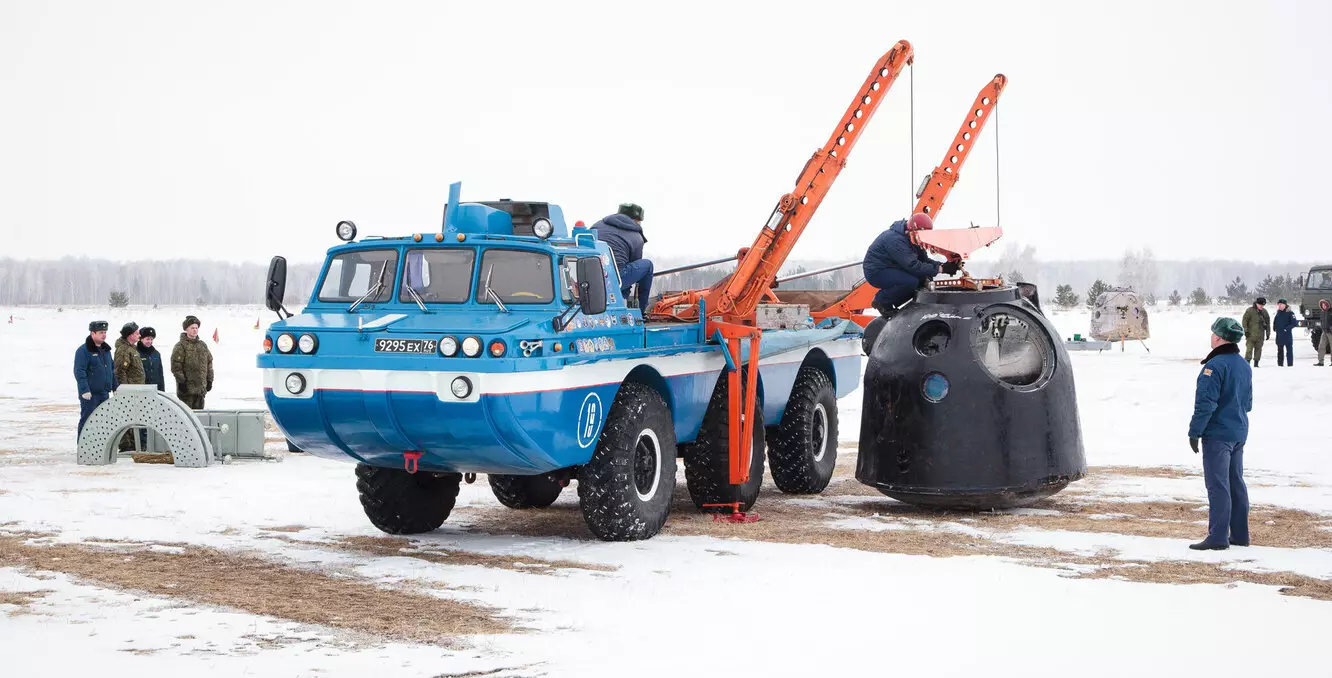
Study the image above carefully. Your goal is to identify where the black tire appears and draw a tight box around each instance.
[1311,326,1322,350]
[863,316,887,354]
[767,366,838,494]
[683,372,765,513]
[488,473,563,509]
[355,464,461,535]
[577,383,677,541]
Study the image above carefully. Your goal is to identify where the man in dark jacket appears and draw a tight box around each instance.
[592,203,652,309]
[1240,297,1270,367]
[1187,317,1253,550]
[862,213,960,316]
[171,315,214,409]
[74,320,117,436]
[1273,299,1296,367]
[137,327,166,391]
[1317,299,1332,366]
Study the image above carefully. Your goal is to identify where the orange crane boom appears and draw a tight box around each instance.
[649,41,915,324]
[808,74,1007,325]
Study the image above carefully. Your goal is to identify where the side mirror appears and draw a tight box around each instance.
[266,256,288,312]
[576,256,607,316]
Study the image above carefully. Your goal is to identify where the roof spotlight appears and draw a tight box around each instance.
[532,217,554,240]
[336,220,358,242]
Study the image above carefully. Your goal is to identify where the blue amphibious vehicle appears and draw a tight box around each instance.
[258,188,860,540]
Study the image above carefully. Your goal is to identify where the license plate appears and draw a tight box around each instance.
[374,338,438,354]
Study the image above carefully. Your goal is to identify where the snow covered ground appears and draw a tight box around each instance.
[2,304,1330,677]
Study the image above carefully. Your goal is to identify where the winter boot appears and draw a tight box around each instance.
[1188,540,1229,551]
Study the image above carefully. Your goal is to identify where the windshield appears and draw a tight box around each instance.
[1307,270,1332,291]
[478,249,555,305]
[317,249,398,303]
[401,249,475,303]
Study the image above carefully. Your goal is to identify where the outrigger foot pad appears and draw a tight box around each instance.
[712,512,762,524]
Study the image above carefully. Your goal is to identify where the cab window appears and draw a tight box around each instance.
[1308,270,1332,291]
[478,249,555,305]
[317,249,398,303]
[401,249,475,303]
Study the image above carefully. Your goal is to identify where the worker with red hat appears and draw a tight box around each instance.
[861,213,959,317]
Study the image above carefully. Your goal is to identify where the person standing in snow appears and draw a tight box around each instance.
[171,315,213,409]
[862,213,961,318]
[74,320,117,436]
[1316,299,1332,366]
[1187,317,1253,551]
[1240,297,1270,367]
[1272,299,1297,367]
[592,203,653,310]
[137,327,165,391]
[114,322,146,387]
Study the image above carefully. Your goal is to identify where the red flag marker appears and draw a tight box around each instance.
[213,328,220,343]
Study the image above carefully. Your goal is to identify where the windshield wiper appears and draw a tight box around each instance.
[404,283,428,312]
[348,261,389,313]
[482,265,509,313]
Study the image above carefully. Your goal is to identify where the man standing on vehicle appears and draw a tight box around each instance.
[1187,317,1253,551]
[1317,299,1332,366]
[74,320,117,437]
[1240,297,1270,367]
[862,213,960,317]
[171,315,213,409]
[1273,300,1296,367]
[592,203,653,310]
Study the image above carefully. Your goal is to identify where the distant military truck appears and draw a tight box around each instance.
[1298,265,1332,347]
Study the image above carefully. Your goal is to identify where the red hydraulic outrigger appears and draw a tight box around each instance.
[809,74,1008,326]
[647,41,915,516]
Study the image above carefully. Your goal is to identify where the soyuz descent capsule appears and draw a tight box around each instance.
[856,284,1086,509]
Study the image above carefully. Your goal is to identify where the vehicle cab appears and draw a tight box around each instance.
[257,196,656,473]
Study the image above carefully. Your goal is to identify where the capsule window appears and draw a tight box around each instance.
[971,310,1055,389]
[912,320,952,357]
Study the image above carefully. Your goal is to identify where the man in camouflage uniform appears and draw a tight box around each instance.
[113,322,146,450]
[114,322,146,386]
[171,315,213,409]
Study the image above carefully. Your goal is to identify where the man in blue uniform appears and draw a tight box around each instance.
[1187,317,1253,550]
[862,213,960,317]
[74,320,117,436]
[592,203,652,310]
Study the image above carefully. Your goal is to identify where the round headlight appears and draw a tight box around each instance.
[297,333,318,354]
[439,336,459,357]
[284,373,307,395]
[450,376,473,399]
[276,333,296,354]
[532,218,554,239]
[336,220,358,242]
[462,336,482,357]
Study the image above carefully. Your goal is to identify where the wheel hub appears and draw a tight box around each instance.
[811,403,829,462]
[633,428,662,501]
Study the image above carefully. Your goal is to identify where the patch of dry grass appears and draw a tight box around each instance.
[0,533,509,642]
[1090,465,1198,480]
[0,589,53,616]
[331,535,616,575]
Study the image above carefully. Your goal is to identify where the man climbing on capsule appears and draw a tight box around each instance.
[862,213,961,318]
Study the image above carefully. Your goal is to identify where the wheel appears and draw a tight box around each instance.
[767,366,838,494]
[488,472,563,509]
[862,316,887,354]
[683,371,765,513]
[1311,326,1322,350]
[577,383,678,541]
[355,464,461,535]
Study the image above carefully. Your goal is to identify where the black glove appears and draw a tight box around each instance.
[940,260,961,276]
[1189,438,1200,454]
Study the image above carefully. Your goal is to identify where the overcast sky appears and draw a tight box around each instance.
[2,1,1327,266]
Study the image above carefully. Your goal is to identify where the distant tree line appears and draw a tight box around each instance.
[0,258,321,306]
